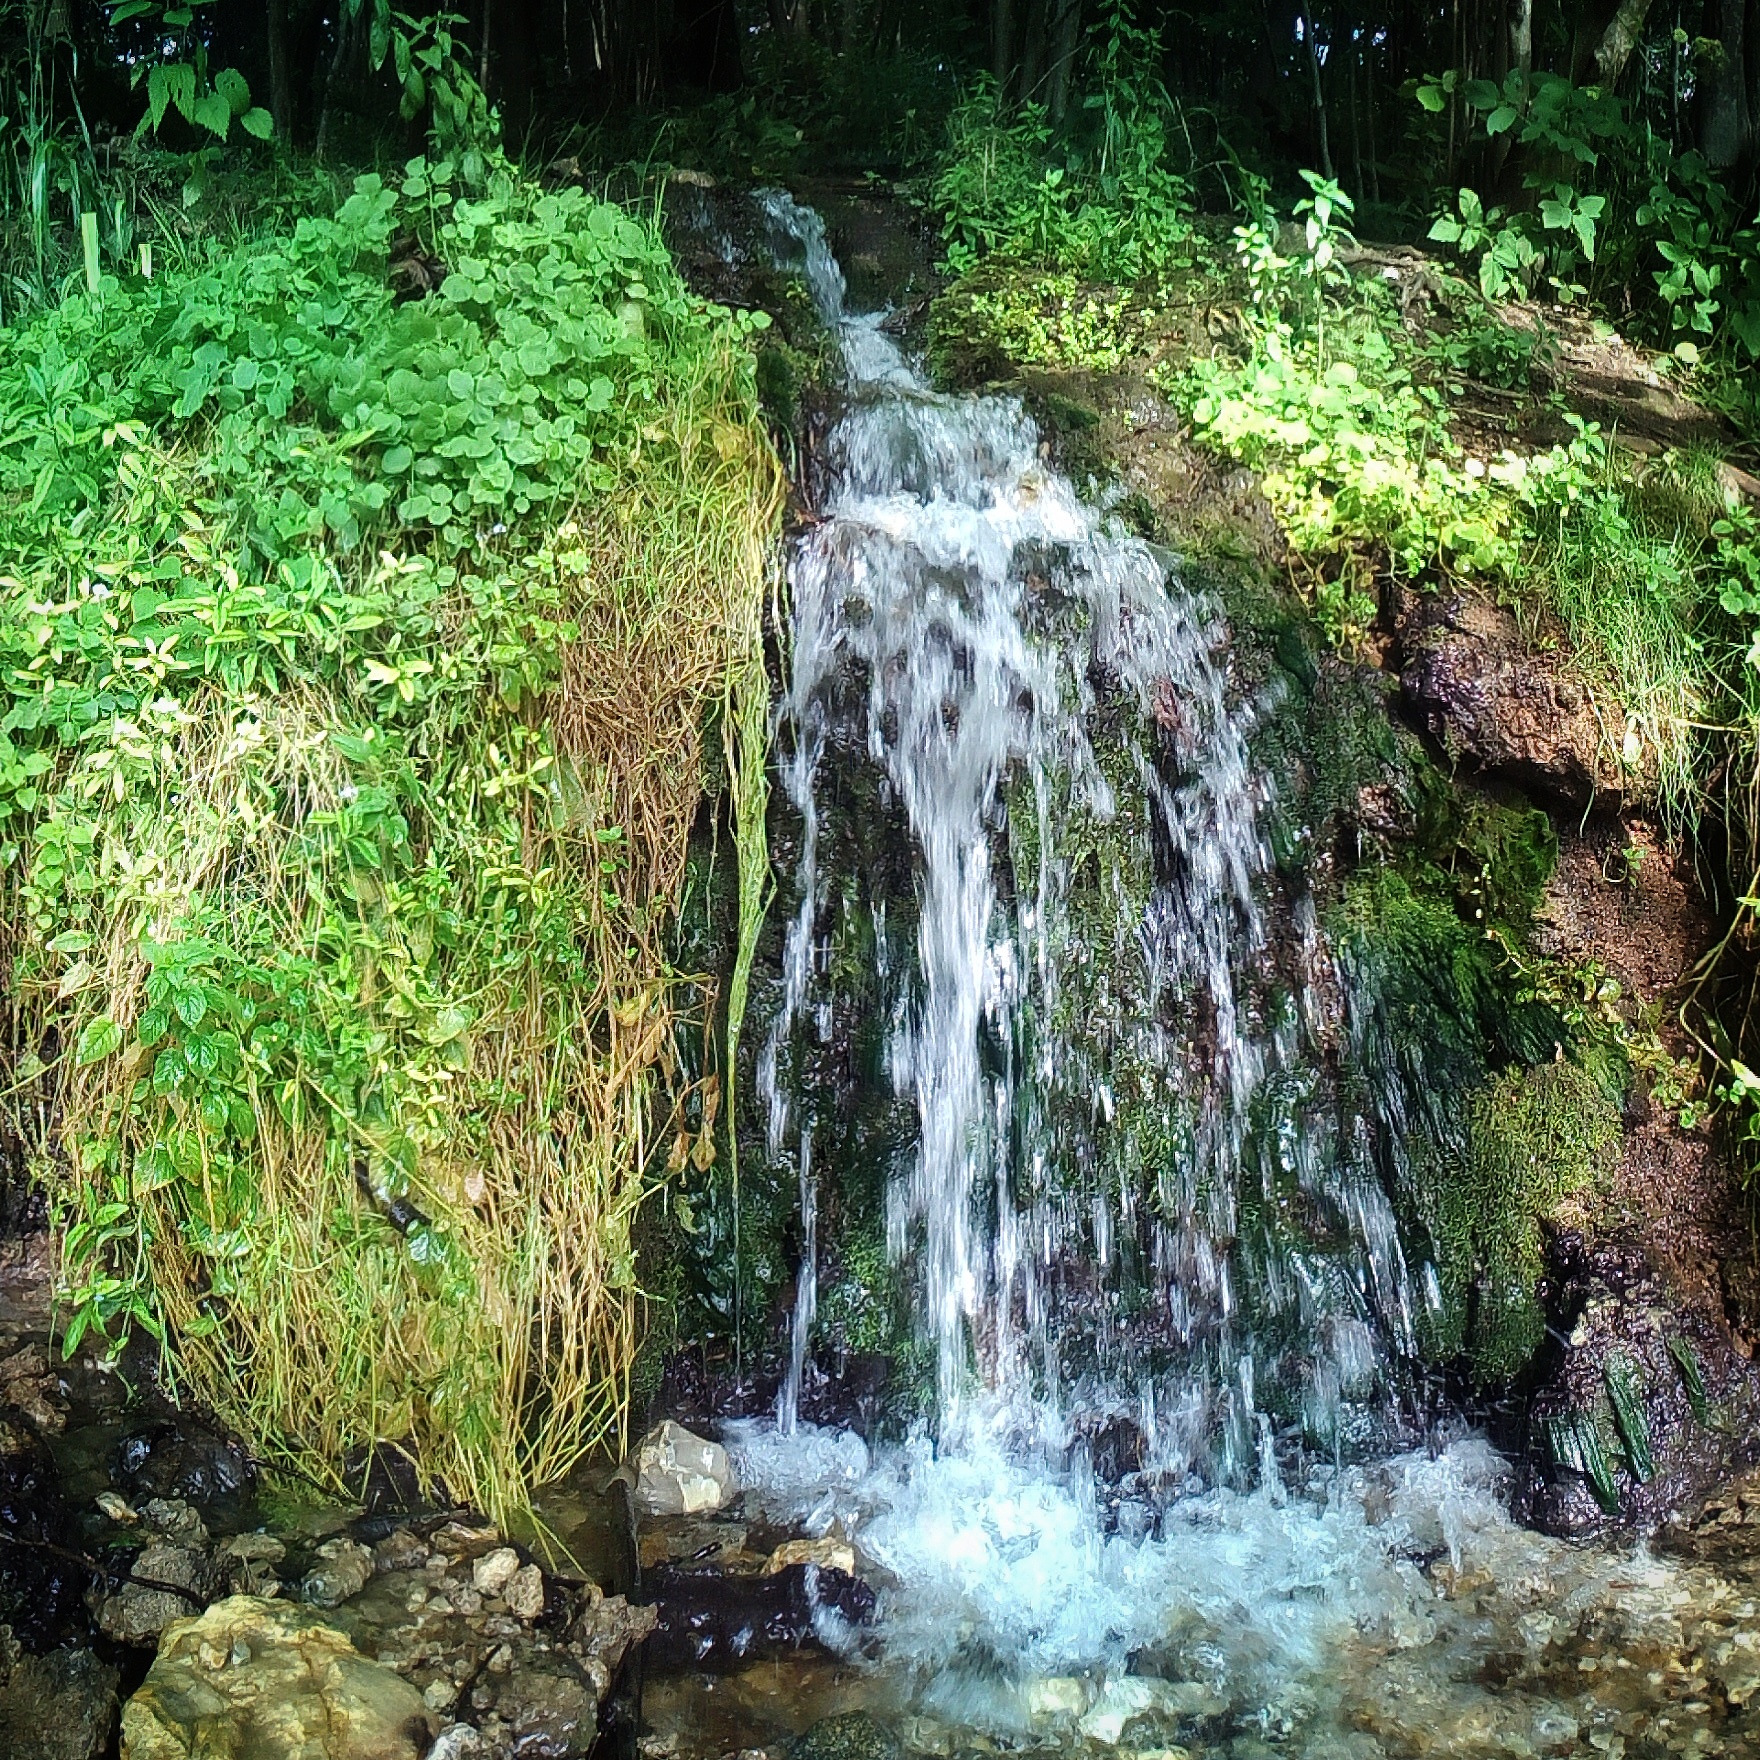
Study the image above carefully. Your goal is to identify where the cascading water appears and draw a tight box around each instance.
[638,187,1760,1760]
[755,189,1416,1478]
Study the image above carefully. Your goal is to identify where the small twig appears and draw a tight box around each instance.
[0,1529,207,1607]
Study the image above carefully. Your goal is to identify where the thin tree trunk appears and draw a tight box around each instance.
[267,0,294,144]
[1047,0,1082,120]
[992,0,1015,90]
[1592,0,1660,88]
[1508,0,1532,85]
[1365,42,1382,202]
[315,3,358,163]
[1018,0,1046,102]
[1302,11,1334,177]
[1348,31,1364,202]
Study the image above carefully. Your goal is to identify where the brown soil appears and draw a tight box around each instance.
[1533,819,1759,1346]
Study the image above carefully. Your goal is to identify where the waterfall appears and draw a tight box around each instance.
[753,190,1416,1477]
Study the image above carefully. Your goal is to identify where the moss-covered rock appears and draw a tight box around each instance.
[1431,1060,1623,1383]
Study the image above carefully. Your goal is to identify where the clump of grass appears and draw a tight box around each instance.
[0,140,782,1521]
[1519,436,1719,828]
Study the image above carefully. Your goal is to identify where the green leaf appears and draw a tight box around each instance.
[214,66,251,115]
[193,89,232,139]
[240,106,274,140]
[1485,104,1519,135]
[76,1017,123,1067]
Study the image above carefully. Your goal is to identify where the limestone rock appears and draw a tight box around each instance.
[1024,1677,1090,1720]
[120,1595,439,1760]
[503,1563,544,1621]
[471,1547,520,1597]
[620,1420,735,1517]
[426,1729,487,1760]
[1393,583,1627,811]
[761,1536,856,1577]
[462,1652,599,1756]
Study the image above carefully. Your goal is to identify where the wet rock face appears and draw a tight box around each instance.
[1392,583,1624,811]
[1519,1228,1760,1535]
[0,1627,118,1760]
[121,1595,439,1760]
[114,1412,258,1530]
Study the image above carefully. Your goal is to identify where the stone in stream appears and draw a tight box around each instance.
[619,1419,735,1516]
[301,1537,376,1609]
[790,1712,900,1760]
[0,1627,119,1760]
[120,1595,439,1760]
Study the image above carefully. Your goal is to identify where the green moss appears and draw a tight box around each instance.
[1428,1060,1622,1383]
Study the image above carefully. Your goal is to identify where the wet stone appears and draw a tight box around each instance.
[790,1712,901,1760]
[114,1414,257,1529]
[121,1594,439,1760]
[302,1537,376,1608]
[761,1537,857,1578]
[623,1420,736,1518]
[0,1627,118,1760]
[0,1414,88,1649]
[372,1528,429,1573]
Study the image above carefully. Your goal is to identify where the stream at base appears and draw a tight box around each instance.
[635,195,1760,1760]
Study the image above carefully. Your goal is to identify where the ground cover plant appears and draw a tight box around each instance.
[0,44,780,1518]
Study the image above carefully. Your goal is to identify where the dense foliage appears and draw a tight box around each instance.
[0,46,779,1511]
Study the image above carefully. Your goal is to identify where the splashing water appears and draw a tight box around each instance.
[723,192,1644,1746]
[756,188,1413,1469]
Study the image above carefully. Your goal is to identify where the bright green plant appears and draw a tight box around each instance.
[110,1,273,142]
[0,72,782,1516]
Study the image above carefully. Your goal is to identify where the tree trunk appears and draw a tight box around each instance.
[992,0,1015,90]
[1047,0,1082,120]
[1592,0,1660,88]
[1017,0,1046,102]
[1508,0,1532,87]
[1302,11,1334,177]
[1698,0,1750,166]
[267,0,294,144]
[315,2,358,163]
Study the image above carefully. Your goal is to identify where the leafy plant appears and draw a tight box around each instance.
[0,54,782,1516]
[110,1,273,143]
